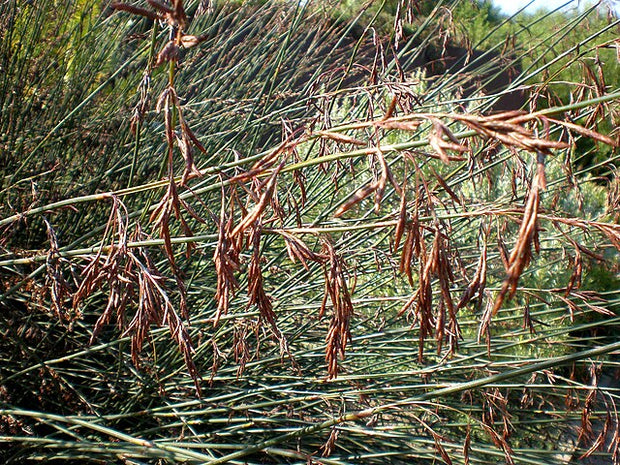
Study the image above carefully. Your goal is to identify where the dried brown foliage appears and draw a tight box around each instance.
[32,0,617,394]
[353,109,618,362]
[40,93,616,392]
[3,4,620,465]
[491,172,542,316]
[334,147,401,217]
[399,225,460,362]
[320,238,354,379]
[93,0,210,392]
[457,226,488,313]
[43,218,76,322]
[213,186,241,327]
[319,426,340,458]
[247,224,289,355]
[73,197,201,394]
[576,364,620,463]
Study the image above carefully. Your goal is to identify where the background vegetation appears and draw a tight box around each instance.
[1,0,619,463]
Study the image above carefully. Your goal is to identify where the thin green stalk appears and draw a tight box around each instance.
[2,91,617,229]
[204,340,620,465]
[9,52,141,181]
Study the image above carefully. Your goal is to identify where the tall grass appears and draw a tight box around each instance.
[1,0,619,463]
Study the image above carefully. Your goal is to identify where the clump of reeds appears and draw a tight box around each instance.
[1,1,620,464]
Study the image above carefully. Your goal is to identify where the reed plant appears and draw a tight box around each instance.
[1,0,619,463]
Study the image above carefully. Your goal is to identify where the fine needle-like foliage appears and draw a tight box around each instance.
[1,0,619,464]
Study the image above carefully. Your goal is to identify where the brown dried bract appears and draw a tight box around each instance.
[492,173,543,316]
[320,238,354,379]
[44,218,76,322]
[155,41,179,67]
[74,199,201,395]
[213,186,240,327]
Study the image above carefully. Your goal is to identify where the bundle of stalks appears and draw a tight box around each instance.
[1,1,619,464]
